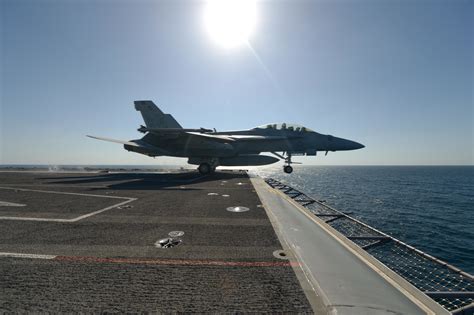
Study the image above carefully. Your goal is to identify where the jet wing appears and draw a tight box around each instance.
[135,126,233,142]
[225,135,295,140]
[185,133,303,142]
[139,126,213,134]
[185,132,236,142]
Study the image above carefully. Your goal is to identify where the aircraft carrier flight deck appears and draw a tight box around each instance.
[0,170,470,314]
[0,171,312,313]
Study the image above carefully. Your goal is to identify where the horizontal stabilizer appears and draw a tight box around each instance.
[86,135,143,147]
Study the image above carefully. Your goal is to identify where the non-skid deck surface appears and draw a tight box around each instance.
[0,171,311,312]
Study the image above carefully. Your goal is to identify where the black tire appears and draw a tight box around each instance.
[283,165,293,174]
[198,163,211,175]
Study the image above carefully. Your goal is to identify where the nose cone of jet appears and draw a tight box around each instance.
[350,140,365,150]
[333,137,365,151]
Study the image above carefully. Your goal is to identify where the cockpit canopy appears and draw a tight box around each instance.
[254,123,314,132]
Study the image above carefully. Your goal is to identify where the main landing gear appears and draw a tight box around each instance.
[198,163,211,175]
[197,160,217,175]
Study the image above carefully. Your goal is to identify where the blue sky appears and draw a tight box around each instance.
[1,0,472,165]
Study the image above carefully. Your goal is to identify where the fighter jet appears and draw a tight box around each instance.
[88,101,364,174]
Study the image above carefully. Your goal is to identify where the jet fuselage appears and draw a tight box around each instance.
[89,101,364,174]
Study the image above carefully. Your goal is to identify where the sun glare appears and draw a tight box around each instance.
[204,0,256,49]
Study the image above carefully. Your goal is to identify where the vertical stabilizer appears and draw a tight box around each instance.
[134,100,182,129]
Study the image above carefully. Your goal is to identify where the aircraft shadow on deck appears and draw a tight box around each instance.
[37,171,248,191]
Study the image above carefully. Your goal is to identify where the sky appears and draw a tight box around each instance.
[1,0,473,166]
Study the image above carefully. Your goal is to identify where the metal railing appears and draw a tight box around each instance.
[265,178,474,314]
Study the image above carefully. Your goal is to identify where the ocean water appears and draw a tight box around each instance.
[254,166,474,274]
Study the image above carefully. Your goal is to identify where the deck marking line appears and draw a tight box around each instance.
[0,184,109,188]
[177,175,208,183]
[0,186,136,222]
[0,198,136,222]
[0,201,26,207]
[0,252,297,267]
[0,252,57,259]
[0,186,131,200]
[68,198,136,222]
[54,255,299,267]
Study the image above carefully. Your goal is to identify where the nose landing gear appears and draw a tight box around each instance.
[271,151,297,174]
[283,152,294,173]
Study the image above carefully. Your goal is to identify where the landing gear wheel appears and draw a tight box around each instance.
[283,165,293,174]
[198,163,211,175]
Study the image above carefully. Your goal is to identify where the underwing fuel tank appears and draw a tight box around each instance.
[219,155,279,166]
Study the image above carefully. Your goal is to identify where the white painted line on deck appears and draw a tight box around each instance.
[0,187,136,222]
[68,198,135,222]
[0,252,57,259]
[0,251,298,267]
[0,186,131,199]
[0,201,26,207]
[170,175,207,184]
[0,183,109,189]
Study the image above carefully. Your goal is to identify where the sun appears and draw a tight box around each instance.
[204,0,257,49]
